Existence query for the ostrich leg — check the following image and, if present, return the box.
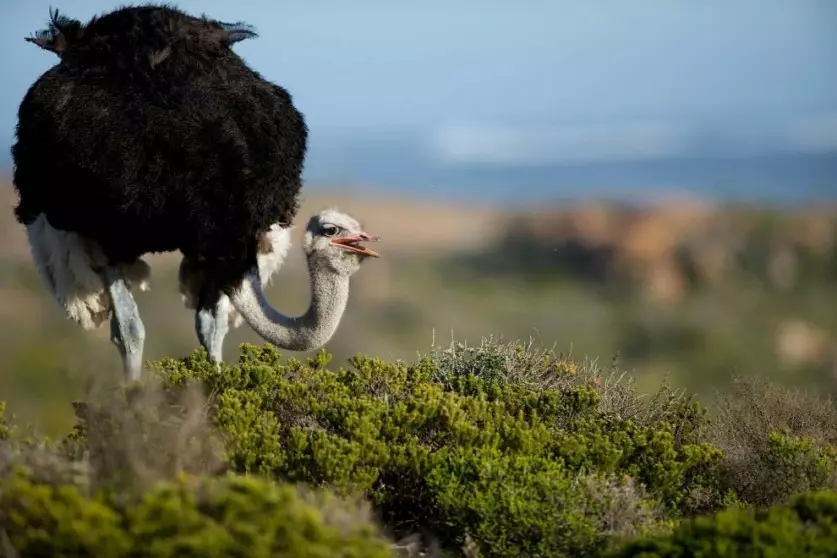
[103,267,146,382]
[195,281,231,365]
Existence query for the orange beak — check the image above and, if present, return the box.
[330,232,382,257]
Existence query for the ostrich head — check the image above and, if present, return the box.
[228,208,381,353]
[303,209,381,275]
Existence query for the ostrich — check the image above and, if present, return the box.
[12,5,381,381]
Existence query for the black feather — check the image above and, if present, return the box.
[215,20,258,45]
[25,7,85,55]
[12,4,307,291]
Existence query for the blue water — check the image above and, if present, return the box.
[303,149,837,207]
[3,142,836,207]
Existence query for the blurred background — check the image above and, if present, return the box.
[0,0,836,435]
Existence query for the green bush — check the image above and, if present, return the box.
[2,338,837,556]
[609,490,837,557]
[0,375,392,557]
[122,342,719,557]
[0,467,392,557]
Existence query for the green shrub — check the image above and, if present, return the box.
[4,338,837,556]
[0,376,392,557]
[116,342,720,557]
[609,490,837,557]
[426,452,669,557]
[0,468,393,557]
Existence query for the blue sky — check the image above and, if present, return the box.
[1,0,836,174]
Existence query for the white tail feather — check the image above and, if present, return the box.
[25,214,151,330]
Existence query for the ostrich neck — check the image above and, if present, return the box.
[230,258,351,352]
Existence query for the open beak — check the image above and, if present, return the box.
[331,232,382,257]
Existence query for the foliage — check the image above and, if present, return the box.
[146,341,718,556]
[706,375,837,508]
[0,467,392,557]
[1,337,837,556]
[0,402,13,441]
[609,490,837,557]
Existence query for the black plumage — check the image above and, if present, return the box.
[12,3,307,291]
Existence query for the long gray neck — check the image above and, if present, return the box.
[229,258,351,352]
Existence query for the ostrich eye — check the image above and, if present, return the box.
[322,224,340,237]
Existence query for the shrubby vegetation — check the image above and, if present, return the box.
[1,337,836,556]
[609,490,837,557]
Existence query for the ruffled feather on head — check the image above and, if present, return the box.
[25,7,85,56]
[24,4,258,62]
